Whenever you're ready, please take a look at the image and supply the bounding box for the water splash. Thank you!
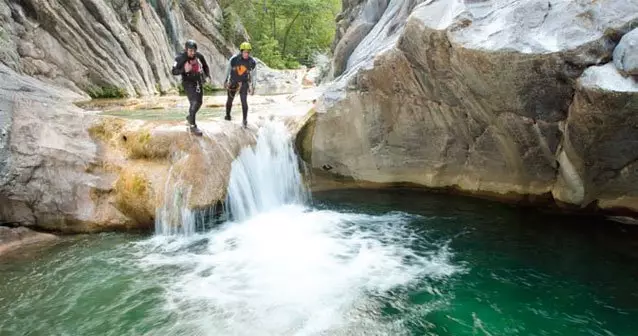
[144,120,462,334]
[138,207,461,335]
[225,121,309,221]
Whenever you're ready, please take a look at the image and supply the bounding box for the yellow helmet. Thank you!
[239,41,252,51]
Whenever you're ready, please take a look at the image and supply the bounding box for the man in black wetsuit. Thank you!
[172,39,210,136]
[224,41,257,128]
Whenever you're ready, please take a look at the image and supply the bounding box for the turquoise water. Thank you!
[99,107,226,121]
[1,189,637,336]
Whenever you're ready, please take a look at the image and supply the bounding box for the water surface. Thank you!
[2,190,637,335]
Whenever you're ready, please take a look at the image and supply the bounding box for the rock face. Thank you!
[0,63,315,232]
[553,63,638,213]
[0,0,303,97]
[0,0,237,96]
[309,0,638,215]
[330,0,389,79]
[0,62,102,231]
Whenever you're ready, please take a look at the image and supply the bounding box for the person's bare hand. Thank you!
[184,61,192,73]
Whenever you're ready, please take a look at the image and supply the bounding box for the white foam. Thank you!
[137,206,461,335]
[140,119,463,334]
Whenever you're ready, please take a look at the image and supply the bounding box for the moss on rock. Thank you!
[114,169,154,226]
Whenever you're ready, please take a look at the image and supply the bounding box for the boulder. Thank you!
[308,0,638,212]
[553,63,638,212]
[0,62,122,232]
[613,28,638,76]
[0,226,58,256]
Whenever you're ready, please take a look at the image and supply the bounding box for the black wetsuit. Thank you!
[225,54,257,123]
[172,52,210,127]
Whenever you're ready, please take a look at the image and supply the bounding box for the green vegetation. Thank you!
[123,129,171,160]
[219,0,341,69]
[87,85,128,99]
[115,169,153,225]
[87,117,126,142]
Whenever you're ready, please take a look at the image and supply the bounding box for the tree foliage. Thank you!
[219,0,340,69]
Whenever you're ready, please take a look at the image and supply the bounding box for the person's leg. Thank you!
[184,81,197,126]
[189,81,203,127]
[239,82,249,126]
[225,82,238,120]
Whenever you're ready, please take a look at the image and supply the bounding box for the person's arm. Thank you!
[171,54,187,76]
[198,53,210,80]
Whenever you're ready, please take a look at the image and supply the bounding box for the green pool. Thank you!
[1,188,637,336]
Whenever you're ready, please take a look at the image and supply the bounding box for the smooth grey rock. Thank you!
[0,226,58,255]
[613,28,638,76]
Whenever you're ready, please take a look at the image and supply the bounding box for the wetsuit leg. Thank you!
[184,80,203,126]
[226,82,239,118]
[239,81,249,123]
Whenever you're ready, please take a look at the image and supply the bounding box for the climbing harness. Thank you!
[227,81,242,92]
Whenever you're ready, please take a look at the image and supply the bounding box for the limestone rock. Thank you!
[553,63,638,212]
[0,62,119,232]
[309,0,638,211]
[0,226,58,256]
[1,63,315,232]
[613,28,638,76]
[0,0,244,97]
[253,59,306,95]
[0,1,19,69]
[330,0,390,79]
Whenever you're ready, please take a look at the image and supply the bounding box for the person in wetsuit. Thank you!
[172,39,210,136]
[224,42,257,128]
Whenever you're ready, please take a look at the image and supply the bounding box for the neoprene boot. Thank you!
[189,124,203,136]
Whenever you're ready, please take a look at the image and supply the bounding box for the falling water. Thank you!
[224,121,309,221]
[153,121,308,235]
[154,163,199,236]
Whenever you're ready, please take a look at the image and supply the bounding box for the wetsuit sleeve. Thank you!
[171,55,187,76]
[198,53,210,78]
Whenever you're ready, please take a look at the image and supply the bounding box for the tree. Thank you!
[219,0,340,69]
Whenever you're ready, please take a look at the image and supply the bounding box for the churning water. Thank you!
[139,121,460,334]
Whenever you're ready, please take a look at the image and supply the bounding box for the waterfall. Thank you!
[225,121,309,222]
[140,122,459,336]
[154,120,308,235]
